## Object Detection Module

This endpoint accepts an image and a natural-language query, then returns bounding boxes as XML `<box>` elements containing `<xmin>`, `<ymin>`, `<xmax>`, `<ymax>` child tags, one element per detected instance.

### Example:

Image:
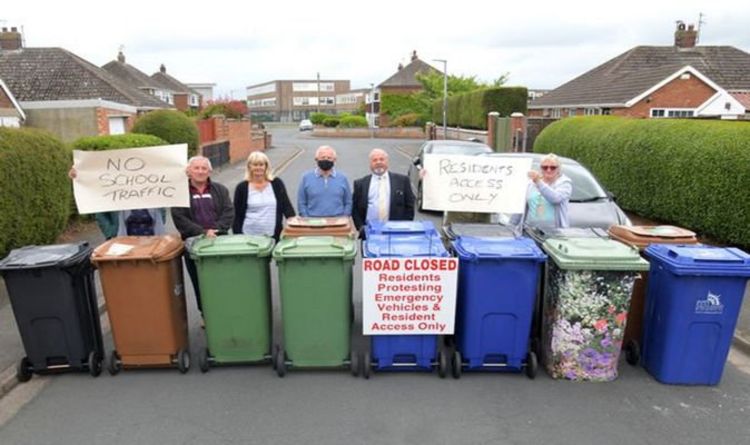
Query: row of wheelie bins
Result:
<box><xmin>2</xmin><ymin>219</ymin><xmax>749</xmax><ymax>385</ymax></box>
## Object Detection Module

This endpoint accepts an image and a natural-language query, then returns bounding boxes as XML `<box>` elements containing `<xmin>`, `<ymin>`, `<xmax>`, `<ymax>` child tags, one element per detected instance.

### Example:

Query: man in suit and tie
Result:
<box><xmin>352</xmin><ymin>148</ymin><xmax>416</xmax><ymax>237</ymax></box>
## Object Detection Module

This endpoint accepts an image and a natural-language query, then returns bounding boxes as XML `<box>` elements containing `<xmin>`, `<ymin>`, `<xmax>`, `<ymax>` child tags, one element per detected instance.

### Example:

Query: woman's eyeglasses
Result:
<box><xmin>541</xmin><ymin>165</ymin><xmax>558</xmax><ymax>171</ymax></box>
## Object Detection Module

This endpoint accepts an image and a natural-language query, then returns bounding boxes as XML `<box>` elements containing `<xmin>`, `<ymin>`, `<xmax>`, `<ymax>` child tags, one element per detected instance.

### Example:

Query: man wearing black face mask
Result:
<box><xmin>297</xmin><ymin>145</ymin><xmax>352</xmax><ymax>217</ymax></box>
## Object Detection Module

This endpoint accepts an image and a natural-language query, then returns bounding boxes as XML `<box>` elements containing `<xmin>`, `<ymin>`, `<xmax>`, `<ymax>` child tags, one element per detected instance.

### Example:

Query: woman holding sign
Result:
<box><xmin>233</xmin><ymin>152</ymin><xmax>295</xmax><ymax>241</ymax></box>
<box><xmin>524</xmin><ymin>153</ymin><xmax>572</xmax><ymax>229</ymax></box>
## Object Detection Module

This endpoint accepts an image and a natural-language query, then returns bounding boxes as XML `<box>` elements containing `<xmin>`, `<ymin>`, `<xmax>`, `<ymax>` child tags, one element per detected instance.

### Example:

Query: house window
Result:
<box><xmin>584</xmin><ymin>108</ymin><xmax>600</xmax><ymax>116</ymax></box>
<box><xmin>601</xmin><ymin>108</ymin><xmax>612</xmax><ymax>115</ymax></box>
<box><xmin>568</xmin><ymin>108</ymin><xmax>577</xmax><ymax>117</ymax></box>
<box><xmin>550</xmin><ymin>108</ymin><xmax>561</xmax><ymax>118</ymax></box>
<box><xmin>651</xmin><ymin>108</ymin><xmax>694</xmax><ymax>118</ymax></box>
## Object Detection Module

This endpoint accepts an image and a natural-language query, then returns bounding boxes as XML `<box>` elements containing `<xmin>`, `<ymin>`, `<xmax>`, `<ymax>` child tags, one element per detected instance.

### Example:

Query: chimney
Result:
<box><xmin>674</xmin><ymin>21</ymin><xmax>698</xmax><ymax>49</ymax></box>
<box><xmin>160</xmin><ymin>64</ymin><xmax>166</xmax><ymax>74</ymax></box>
<box><xmin>117</xmin><ymin>50</ymin><xmax>125</xmax><ymax>63</ymax></box>
<box><xmin>411</xmin><ymin>50</ymin><xmax>418</xmax><ymax>61</ymax></box>
<box><xmin>0</xmin><ymin>27</ymin><xmax>23</xmax><ymax>51</ymax></box>
<box><xmin>397</xmin><ymin>63</ymin><xmax>403</xmax><ymax>71</ymax></box>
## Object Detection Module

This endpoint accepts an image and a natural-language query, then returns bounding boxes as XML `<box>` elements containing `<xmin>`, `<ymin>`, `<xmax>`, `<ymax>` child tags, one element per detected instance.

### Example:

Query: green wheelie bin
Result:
<box><xmin>189</xmin><ymin>235</ymin><xmax>275</xmax><ymax>371</ymax></box>
<box><xmin>272</xmin><ymin>236</ymin><xmax>357</xmax><ymax>376</ymax></box>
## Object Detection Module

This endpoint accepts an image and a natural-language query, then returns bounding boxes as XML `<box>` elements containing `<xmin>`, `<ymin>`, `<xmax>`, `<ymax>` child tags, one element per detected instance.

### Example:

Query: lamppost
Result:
<box><xmin>432</xmin><ymin>59</ymin><xmax>447</xmax><ymax>138</ymax></box>
<box><xmin>316</xmin><ymin>72</ymin><xmax>321</xmax><ymax>114</ymax></box>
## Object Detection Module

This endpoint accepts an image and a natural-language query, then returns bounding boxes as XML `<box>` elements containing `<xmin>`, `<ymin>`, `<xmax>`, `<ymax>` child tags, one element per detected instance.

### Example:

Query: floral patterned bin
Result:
<box><xmin>541</xmin><ymin>237</ymin><xmax>649</xmax><ymax>381</ymax></box>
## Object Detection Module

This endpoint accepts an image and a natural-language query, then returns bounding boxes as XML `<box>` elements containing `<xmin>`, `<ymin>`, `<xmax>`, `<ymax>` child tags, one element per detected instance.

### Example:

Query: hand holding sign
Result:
<box><xmin>422</xmin><ymin>155</ymin><xmax>532</xmax><ymax>214</ymax></box>
<box><xmin>72</xmin><ymin>144</ymin><xmax>190</xmax><ymax>214</ymax></box>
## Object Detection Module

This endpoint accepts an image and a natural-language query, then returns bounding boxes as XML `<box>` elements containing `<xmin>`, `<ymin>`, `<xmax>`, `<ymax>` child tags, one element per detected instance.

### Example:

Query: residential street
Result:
<box><xmin>0</xmin><ymin>127</ymin><xmax>749</xmax><ymax>444</ymax></box>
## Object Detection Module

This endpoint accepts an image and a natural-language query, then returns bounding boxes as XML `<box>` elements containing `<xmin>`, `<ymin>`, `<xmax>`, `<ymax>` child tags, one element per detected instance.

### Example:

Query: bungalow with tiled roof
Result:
<box><xmin>0</xmin><ymin>76</ymin><xmax>25</xmax><ymax>127</ymax></box>
<box><xmin>528</xmin><ymin>23</ymin><xmax>750</xmax><ymax>120</ymax></box>
<box><xmin>102</xmin><ymin>50</ymin><xmax>175</xmax><ymax>106</ymax></box>
<box><xmin>151</xmin><ymin>64</ymin><xmax>201</xmax><ymax>112</ymax></box>
<box><xmin>0</xmin><ymin>28</ymin><xmax>170</xmax><ymax>142</ymax></box>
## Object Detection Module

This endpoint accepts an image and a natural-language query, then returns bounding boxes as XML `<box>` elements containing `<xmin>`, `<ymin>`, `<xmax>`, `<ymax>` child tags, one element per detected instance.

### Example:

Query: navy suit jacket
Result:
<box><xmin>352</xmin><ymin>171</ymin><xmax>415</xmax><ymax>233</ymax></box>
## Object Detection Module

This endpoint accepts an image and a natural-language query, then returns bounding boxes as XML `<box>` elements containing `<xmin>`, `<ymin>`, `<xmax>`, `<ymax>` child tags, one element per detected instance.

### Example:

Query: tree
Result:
<box><xmin>415</xmin><ymin>71</ymin><xmax>509</xmax><ymax>100</ymax></box>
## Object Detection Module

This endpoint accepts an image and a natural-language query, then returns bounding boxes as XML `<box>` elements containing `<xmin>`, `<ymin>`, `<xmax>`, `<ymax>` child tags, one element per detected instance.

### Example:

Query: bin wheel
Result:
<box><xmin>16</xmin><ymin>357</ymin><xmax>32</xmax><ymax>383</ymax></box>
<box><xmin>108</xmin><ymin>351</ymin><xmax>122</xmax><ymax>376</ymax></box>
<box><xmin>198</xmin><ymin>348</ymin><xmax>210</xmax><ymax>373</ymax></box>
<box><xmin>362</xmin><ymin>352</ymin><xmax>371</xmax><ymax>380</ymax></box>
<box><xmin>531</xmin><ymin>337</ymin><xmax>541</xmax><ymax>358</ymax></box>
<box><xmin>350</xmin><ymin>351</ymin><xmax>360</xmax><ymax>377</ymax></box>
<box><xmin>438</xmin><ymin>350</ymin><xmax>448</xmax><ymax>378</ymax></box>
<box><xmin>275</xmin><ymin>346</ymin><xmax>286</xmax><ymax>378</ymax></box>
<box><xmin>451</xmin><ymin>351</ymin><xmax>462</xmax><ymax>379</ymax></box>
<box><xmin>525</xmin><ymin>351</ymin><xmax>538</xmax><ymax>380</ymax></box>
<box><xmin>88</xmin><ymin>351</ymin><xmax>102</xmax><ymax>377</ymax></box>
<box><xmin>625</xmin><ymin>339</ymin><xmax>640</xmax><ymax>366</ymax></box>
<box><xmin>177</xmin><ymin>349</ymin><xmax>190</xmax><ymax>374</ymax></box>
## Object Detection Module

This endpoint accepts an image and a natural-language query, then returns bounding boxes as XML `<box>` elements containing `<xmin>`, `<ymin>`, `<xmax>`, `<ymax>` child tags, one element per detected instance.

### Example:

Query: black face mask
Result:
<box><xmin>317</xmin><ymin>160</ymin><xmax>334</xmax><ymax>171</ymax></box>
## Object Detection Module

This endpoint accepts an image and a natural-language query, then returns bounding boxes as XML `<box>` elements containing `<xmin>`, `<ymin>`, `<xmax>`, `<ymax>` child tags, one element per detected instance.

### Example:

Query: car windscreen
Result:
<box><xmin>430</xmin><ymin>145</ymin><xmax>492</xmax><ymax>156</ymax></box>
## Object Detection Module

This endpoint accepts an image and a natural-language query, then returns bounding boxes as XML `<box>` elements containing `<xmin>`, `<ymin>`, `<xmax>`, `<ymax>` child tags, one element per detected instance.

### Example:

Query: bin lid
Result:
<box><xmin>285</xmin><ymin>216</ymin><xmax>351</xmax><ymax>229</ymax></box>
<box><xmin>542</xmin><ymin>237</ymin><xmax>649</xmax><ymax>271</ymax></box>
<box><xmin>525</xmin><ymin>226</ymin><xmax>609</xmax><ymax>244</ymax></box>
<box><xmin>609</xmin><ymin>225</ymin><xmax>697</xmax><ymax>249</ymax></box>
<box><xmin>365</xmin><ymin>220</ymin><xmax>438</xmax><ymax>236</ymax></box>
<box><xmin>272</xmin><ymin>236</ymin><xmax>357</xmax><ymax>260</ymax></box>
<box><xmin>281</xmin><ymin>216</ymin><xmax>355</xmax><ymax>238</ymax></box>
<box><xmin>91</xmin><ymin>235</ymin><xmax>184</xmax><ymax>264</ymax></box>
<box><xmin>644</xmin><ymin>244</ymin><xmax>750</xmax><ymax>277</ymax></box>
<box><xmin>452</xmin><ymin>236</ymin><xmax>546</xmax><ymax>262</ymax></box>
<box><xmin>189</xmin><ymin>234</ymin><xmax>274</xmax><ymax>258</ymax></box>
<box><xmin>0</xmin><ymin>242</ymin><xmax>91</xmax><ymax>271</ymax></box>
<box><xmin>444</xmin><ymin>223</ymin><xmax>517</xmax><ymax>240</ymax></box>
<box><xmin>364</xmin><ymin>234</ymin><xmax>449</xmax><ymax>258</ymax></box>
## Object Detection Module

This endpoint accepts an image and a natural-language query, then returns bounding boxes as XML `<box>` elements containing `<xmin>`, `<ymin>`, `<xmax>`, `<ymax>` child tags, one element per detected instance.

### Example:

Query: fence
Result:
<box><xmin>201</xmin><ymin>140</ymin><xmax>230</xmax><ymax>168</ymax></box>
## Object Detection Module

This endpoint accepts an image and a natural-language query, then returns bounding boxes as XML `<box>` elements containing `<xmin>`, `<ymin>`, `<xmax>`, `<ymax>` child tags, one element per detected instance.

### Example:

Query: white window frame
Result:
<box><xmin>584</xmin><ymin>107</ymin><xmax>601</xmax><ymax>116</ymax></box>
<box><xmin>650</xmin><ymin>108</ymin><xmax>695</xmax><ymax>118</ymax></box>
<box><xmin>550</xmin><ymin>108</ymin><xmax>561</xmax><ymax>118</ymax></box>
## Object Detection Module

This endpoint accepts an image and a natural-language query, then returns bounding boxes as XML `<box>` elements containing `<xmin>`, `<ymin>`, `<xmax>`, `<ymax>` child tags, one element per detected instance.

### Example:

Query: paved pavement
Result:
<box><xmin>0</xmin><ymin>135</ymin><xmax>748</xmax><ymax>398</ymax></box>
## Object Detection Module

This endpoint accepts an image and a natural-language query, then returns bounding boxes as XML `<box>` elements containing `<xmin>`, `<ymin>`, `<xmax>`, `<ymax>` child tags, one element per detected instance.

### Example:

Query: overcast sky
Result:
<box><xmin>4</xmin><ymin>1</ymin><xmax>750</xmax><ymax>98</ymax></box>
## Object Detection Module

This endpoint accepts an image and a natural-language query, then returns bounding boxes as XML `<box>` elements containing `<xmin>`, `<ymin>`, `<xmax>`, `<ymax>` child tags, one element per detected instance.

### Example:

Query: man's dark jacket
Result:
<box><xmin>171</xmin><ymin>180</ymin><xmax>234</xmax><ymax>239</ymax></box>
<box><xmin>352</xmin><ymin>171</ymin><xmax>415</xmax><ymax>232</ymax></box>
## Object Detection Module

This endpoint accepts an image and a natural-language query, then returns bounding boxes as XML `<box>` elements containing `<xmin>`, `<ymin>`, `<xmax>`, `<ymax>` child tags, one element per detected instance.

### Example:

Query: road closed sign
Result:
<box><xmin>362</xmin><ymin>257</ymin><xmax>458</xmax><ymax>335</ymax></box>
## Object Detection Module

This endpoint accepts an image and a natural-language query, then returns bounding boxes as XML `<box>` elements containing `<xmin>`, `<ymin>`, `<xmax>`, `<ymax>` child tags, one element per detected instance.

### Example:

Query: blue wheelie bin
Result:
<box><xmin>642</xmin><ymin>244</ymin><xmax>750</xmax><ymax>385</ymax></box>
<box><xmin>452</xmin><ymin>236</ymin><xmax>546</xmax><ymax>379</ymax></box>
<box><xmin>362</xmin><ymin>220</ymin><xmax>451</xmax><ymax>378</ymax></box>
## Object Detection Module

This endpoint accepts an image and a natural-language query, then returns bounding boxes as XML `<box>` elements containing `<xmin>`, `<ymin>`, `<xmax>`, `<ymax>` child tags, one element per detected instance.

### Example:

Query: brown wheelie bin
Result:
<box><xmin>91</xmin><ymin>235</ymin><xmax>190</xmax><ymax>374</ymax></box>
<box><xmin>281</xmin><ymin>216</ymin><xmax>356</xmax><ymax>239</ymax></box>
<box><xmin>607</xmin><ymin>225</ymin><xmax>698</xmax><ymax>366</ymax></box>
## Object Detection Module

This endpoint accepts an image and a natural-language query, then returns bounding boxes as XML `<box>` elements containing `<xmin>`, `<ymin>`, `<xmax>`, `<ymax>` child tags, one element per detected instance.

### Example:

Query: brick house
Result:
<box><xmin>102</xmin><ymin>51</ymin><xmax>175</xmax><ymax>106</ymax></box>
<box><xmin>0</xmin><ymin>77</ymin><xmax>25</xmax><ymax>127</ymax></box>
<box><xmin>0</xmin><ymin>28</ymin><xmax>170</xmax><ymax>142</ymax></box>
<box><xmin>372</xmin><ymin>50</ymin><xmax>442</xmax><ymax>126</ymax></box>
<box><xmin>528</xmin><ymin>23</ymin><xmax>750</xmax><ymax>120</ymax></box>
<box><xmin>151</xmin><ymin>64</ymin><xmax>202</xmax><ymax>112</ymax></box>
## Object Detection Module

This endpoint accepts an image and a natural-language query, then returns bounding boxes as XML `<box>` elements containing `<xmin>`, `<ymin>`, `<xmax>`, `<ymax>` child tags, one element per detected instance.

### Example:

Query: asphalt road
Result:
<box><xmin>0</xmin><ymin>127</ymin><xmax>749</xmax><ymax>445</ymax></box>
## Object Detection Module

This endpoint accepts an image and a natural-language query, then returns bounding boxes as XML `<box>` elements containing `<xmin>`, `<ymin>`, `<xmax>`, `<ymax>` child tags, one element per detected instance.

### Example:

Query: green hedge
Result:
<box><xmin>310</xmin><ymin>112</ymin><xmax>330</xmax><ymax>125</ymax></box>
<box><xmin>432</xmin><ymin>87</ymin><xmax>528</xmax><ymax>130</ymax></box>
<box><xmin>534</xmin><ymin>116</ymin><xmax>750</xmax><ymax>248</ymax></box>
<box><xmin>132</xmin><ymin>110</ymin><xmax>199</xmax><ymax>156</ymax></box>
<box><xmin>322</xmin><ymin>117</ymin><xmax>340</xmax><ymax>127</ymax></box>
<box><xmin>0</xmin><ymin>128</ymin><xmax>72</xmax><ymax>258</ymax></box>
<box><xmin>381</xmin><ymin>93</ymin><xmax>431</xmax><ymax>123</ymax></box>
<box><xmin>338</xmin><ymin>115</ymin><xmax>368</xmax><ymax>128</ymax></box>
<box><xmin>72</xmin><ymin>133</ymin><xmax>167</xmax><ymax>151</ymax></box>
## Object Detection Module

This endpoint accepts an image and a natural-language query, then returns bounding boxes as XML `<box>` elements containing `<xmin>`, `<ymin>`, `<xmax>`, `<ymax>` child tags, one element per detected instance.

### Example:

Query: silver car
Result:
<box><xmin>298</xmin><ymin>119</ymin><xmax>314</xmax><ymax>131</ymax></box>
<box><xmin>482</xmin><ymin>152</ymin><xmax>631</xmax><ymax>229</ymax></box>
<box><xmin>407</xmin><ymin>140</ymin><xmax>494</xmax><ymax>211</ymax></box>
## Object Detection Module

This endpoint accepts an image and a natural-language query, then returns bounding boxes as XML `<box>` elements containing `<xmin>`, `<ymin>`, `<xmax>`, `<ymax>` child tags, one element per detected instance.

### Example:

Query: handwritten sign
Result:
<box><xmin>72</xmin><ymin>144</ymin><xmax>189</xmax><ymax>214</ymax></box>
<box><xmin>362</xmin><ymin>257</ymin><xmax>458</xmax><ymax>335</ymax></box>
<box><xmin>422</xmin><ymin>154</ymin><xmax>532</xmax><ymax>213</ymax></box>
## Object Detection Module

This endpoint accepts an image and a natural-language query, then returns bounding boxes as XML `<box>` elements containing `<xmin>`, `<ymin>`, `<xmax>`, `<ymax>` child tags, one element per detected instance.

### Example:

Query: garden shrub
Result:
<box><xmin>322</xmin><ymin>117</ymin><xmax>340</xmax><ymax>127</ymax></box>
<box><xmin>132</xmin><ymin>110</ymin><xmax>199</xmax><ymax>156</ymax></box>
<box><xmin>338</xmin><ymin>115</ymin><xmax>368</xmax><ymax>128</ymax></box>
<box><xmin>0</xmin><ymin>127</ymin><xmax>72</xmax><ymax>258</ymax></box>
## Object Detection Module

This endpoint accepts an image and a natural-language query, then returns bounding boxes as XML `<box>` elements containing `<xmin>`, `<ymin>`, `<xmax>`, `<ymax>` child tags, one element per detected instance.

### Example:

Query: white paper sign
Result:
<box><xmin>72</xmin><ymin>144</ymin><xmax>190</xmax><ymax>214</ymax></box>
<box><xmin>422</xmin><ymin>155</ymin><xmax>532</xmax><ymax>213</ymax></box>
<box><xmin>362</xmin><ymin>257</ymin><xmax>458</xmax><ymax>335</ymax></box>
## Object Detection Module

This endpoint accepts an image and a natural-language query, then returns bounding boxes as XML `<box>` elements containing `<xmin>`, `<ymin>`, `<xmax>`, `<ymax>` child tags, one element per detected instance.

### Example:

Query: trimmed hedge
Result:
<box><xmin>0</xmin><ymin>127</ymin><xmax>72</xmax><ymax>258</ymax></box>
<box><xmin>310</xmin><ymin>112</ymin><xmax>330</xmax><ymax>125</ymax></box>
<box><xmin>534</xmin><ymin>116</ymin><xmax>750</xmax><ymax>248</ymax></box>
<box><xmin>338</xmin><ymin>115</ymin><xmax>368</xmax><ymax>128</ymax></box>
<box><xmin>391</xmin><ymin>113</ymin><xmax>424</xmax><ymax>127</ymax></box>
<box><xmin>432</xmin><ymin>87</ymin><xmax>528</xmax><ymax>130</ymax></box>
<box><xmin>322</xmin><ymin>117</ymin><xmax>340</xmax><ymax>127</ymax></box>
<box><xmin>381</xmin><ymin>93</ymin><xmax>431</xmax><ymax>123</ymax></box>
<box><xmin>132</xmin><ymin>110</ymin><xmax>199</xmax><ymax>156</ymax></box>
<box><xmin>72</xmin><ymin>133</ymin><xmax>167</xmax><ymax>151</ymax></box>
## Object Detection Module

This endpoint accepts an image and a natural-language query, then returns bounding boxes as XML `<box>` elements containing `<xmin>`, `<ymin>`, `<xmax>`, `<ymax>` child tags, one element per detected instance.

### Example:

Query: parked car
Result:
<box><xmin>299</xmin><ymin>119</ymin><xmax>314</xmax><ymax>131</ymax></box>
<box><xmin>481</xmin><ymin>153</ymin><xmax>631</xmax><ymax>229</ymax></box>
<box><xmin>407</xmin><ymin>140</ymin><xmax>494</xmax><ymax>211</ymax></box>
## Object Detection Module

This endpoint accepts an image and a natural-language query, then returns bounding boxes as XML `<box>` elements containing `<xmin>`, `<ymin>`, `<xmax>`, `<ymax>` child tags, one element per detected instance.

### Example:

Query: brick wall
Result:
<box><xmin>200</xmin><ymin>116</ymin><xmax>260</xmax><ymax>162</ymax></box>
<box><xmin>227</xmin><ymin>119</ymin><xmax>252</xmax><ymax>161</ymax></box>
<box><xmin>174</xmin><ymin>94</ymin><xmax>189</xmax><ymax>112</ymax></box>
<box><xmin>623</xmin><ymin>74</ymin><xmax>715</xmax><ymax>118</ymax></box>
